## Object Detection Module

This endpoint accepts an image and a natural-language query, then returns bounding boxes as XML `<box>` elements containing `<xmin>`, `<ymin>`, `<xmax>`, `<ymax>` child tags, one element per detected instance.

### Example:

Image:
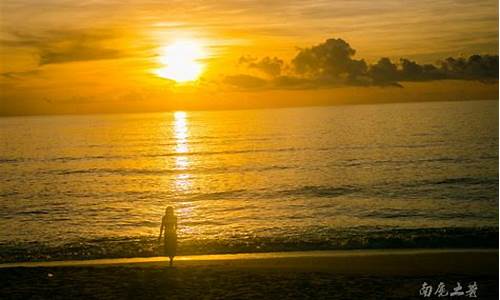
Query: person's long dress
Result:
<box><xmin>163</xmin><ymin>215</ymin><xmax>177</xmax><ymax>258</ymax></box>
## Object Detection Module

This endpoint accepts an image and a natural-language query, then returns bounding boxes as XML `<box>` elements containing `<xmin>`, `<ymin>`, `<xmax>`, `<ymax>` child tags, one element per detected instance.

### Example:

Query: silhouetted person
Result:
<box><xmin>158</xmin><ymin>206</ymin><xmax>177</xmax><ymax>267</ymax></box>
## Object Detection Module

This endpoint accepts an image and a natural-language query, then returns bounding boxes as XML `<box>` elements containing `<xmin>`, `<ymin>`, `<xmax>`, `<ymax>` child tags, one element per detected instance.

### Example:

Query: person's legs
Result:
<box><xmin>169</xmin><ymin>256</ymin><xmax>173</xmax><ymax>267</ymax></box>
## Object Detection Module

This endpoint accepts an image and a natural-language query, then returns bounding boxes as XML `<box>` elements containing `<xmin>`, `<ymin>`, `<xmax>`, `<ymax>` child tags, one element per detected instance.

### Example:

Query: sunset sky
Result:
<box><xmin>0</xmin><ymin>0</ymin><xmax>498</xmax><ymax>115</ymax></box>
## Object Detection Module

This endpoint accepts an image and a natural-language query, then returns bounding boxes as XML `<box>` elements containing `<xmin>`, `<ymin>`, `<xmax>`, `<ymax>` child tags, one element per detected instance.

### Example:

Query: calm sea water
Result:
<box><xmin>0</xmin><ymin>100</ymin><xmax>498</xmax><ymax>262</ymax></box>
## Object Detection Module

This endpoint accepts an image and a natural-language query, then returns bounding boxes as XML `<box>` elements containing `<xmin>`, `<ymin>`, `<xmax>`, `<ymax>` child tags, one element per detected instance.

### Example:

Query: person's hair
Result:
<box><xmin>165</xmin><ymin>206</ymin><xmax>174</xmax><ymax>216</ymax></box>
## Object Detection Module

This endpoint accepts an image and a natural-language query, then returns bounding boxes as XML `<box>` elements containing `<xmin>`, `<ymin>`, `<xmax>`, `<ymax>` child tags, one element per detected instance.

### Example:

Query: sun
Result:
<box><xmin>155</xmin><ymin>40</ymin><xmax>206</xmax><ymax>83</ymax></box>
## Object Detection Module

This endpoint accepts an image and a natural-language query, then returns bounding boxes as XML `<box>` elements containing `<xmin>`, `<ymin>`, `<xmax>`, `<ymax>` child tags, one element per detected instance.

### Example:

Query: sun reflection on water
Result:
<box><xmin>173</xmin><ymin>111</ymin><xmax>191</xmax><ymax>191</ymax></box>
<box><xmin>175</xmin><ymin>156</ymin><xmax>189</xmax><ymax>170</ymax></box>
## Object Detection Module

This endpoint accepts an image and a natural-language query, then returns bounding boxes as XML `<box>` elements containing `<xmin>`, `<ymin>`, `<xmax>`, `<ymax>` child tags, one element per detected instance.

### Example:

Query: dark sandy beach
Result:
<box><xmin>1</xmin><ymin>249</ymin><xmax>497</xmax><ymax>299</ymax></box>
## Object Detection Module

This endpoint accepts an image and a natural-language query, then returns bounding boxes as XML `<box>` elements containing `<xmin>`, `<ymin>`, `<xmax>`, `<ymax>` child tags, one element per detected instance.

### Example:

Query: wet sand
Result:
<box><xmin>1</xmin><ymin>249</ymin><xmax>498</xmax><ymax>299</ymax></box>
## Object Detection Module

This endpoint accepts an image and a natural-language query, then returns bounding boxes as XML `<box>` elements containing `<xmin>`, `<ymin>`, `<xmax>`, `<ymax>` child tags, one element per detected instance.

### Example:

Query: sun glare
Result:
<box><xmin>155</xmin><ymin>40</ymin><xmax>206</xmax><ymax>83</ymax></box>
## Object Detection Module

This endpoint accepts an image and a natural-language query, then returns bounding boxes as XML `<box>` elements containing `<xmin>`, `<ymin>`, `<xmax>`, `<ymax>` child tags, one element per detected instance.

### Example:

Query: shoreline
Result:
<box><xmin>1</xmin><ymin>248</ymin><xmax>497</xmax><ymax>274</ymax></box>
<box><xmin>2</xmin><ymin>248</ymin><xmax>498</xmax><ymax>299</ymax></box>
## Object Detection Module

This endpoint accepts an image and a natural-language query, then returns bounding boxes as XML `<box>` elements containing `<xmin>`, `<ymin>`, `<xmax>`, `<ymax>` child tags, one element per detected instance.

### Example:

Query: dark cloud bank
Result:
<box><xmin>1</xmin><ymin>29</ymin><xmax>122</xmax><ymax>67</ymax></box>
<box><xmin>226</xmin><ymin>38</ymin><xmax>499</xmax><ymax>89</ymax></box>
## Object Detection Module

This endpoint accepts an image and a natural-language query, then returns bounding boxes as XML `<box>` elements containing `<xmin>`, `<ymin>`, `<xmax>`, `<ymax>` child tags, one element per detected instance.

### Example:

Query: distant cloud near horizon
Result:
<box><xmin>228</xmin><ymin>38</ymin><xmax>499</xmax><ymax>89</ymax></box>
<box><xmin>239</xmin><ymin>56</ymin><xmax>285</xmax><ymax>77</ymax></box>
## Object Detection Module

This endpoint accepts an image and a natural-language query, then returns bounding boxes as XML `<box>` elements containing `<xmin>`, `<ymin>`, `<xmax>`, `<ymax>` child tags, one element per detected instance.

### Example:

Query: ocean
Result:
<box><xmin>0</xmin><ymin>100</ymin><xmax>498</xmax><ymax>263</ymax></box>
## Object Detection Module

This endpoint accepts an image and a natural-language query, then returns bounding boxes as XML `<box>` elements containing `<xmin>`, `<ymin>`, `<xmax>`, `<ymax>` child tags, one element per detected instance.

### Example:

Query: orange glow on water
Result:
<box><xmin>173</xmin><ymin>111</ymin><xmax>191</xmax><ymax>191</ymax></box>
